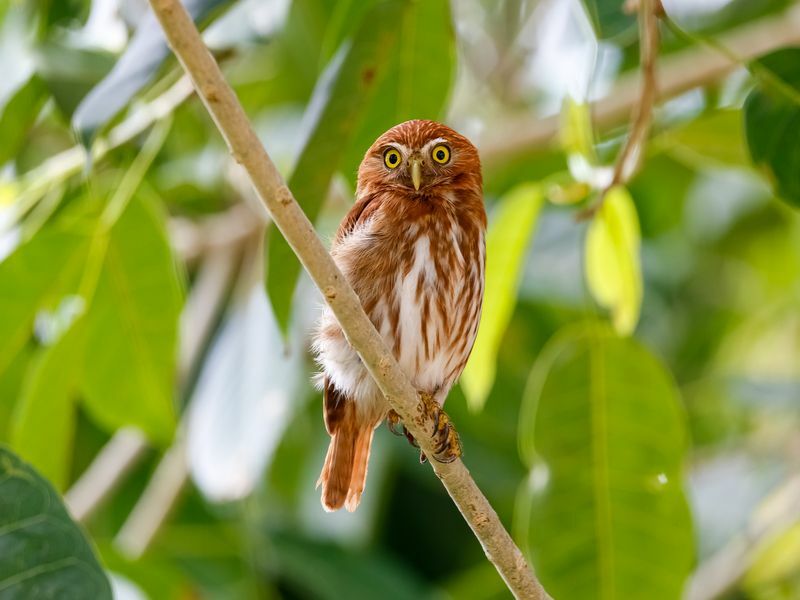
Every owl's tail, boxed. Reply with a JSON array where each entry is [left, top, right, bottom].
[[317, 400, 375, 512]]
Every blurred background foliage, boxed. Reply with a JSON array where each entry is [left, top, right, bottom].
[[1, 0, 800, 598]]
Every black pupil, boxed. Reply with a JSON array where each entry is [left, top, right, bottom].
[[436, 149, 445, 160], [388, 153, 398, 164]]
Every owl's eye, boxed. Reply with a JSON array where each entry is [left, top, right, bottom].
[[431, 144, 450, 164], [384, 148, 401, 169]]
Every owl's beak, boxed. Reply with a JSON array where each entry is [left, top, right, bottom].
[[409, 157, 422, 191]]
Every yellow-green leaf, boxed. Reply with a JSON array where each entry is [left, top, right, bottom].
[[744, 520, 800, 590], [585, 186, 642, 336], [461, 183, 543, 411], [560, 98, 596, 162]]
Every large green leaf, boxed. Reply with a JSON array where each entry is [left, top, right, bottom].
[[11, 322, 84, 490], [0, 227, 90, 378], [82, 195, 182, 443], [744, 47, 800, 208], [580, 0, 636, 40], [0, 446, 112, 599], [265, 0, 406, 332], [518, 324, 694, 600], [461, 183, 543, 411], [341, 0, 456, 179]]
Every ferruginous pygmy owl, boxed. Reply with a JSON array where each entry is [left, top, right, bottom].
[[313, 120, 486, 512]]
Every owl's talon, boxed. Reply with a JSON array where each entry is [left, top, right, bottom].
[[403, 426, 419, 448], [387, 410, 403, 436]]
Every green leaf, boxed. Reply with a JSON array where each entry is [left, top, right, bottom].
[[661, 109, 749, 168], [11, 322, 84, 490], [0, 74, 48, 166], [272, 533, 435, 600], [0, 227, 90, 378], [580, 0, 637, 40], [265, 0, 407, 333], [82, 195, 182, 443], [518, 324, 694, 600], [744, 48, 800, 208], [0, 446, 112, 598], [461, 183, 544, 411], [585, 186, 643, 336]]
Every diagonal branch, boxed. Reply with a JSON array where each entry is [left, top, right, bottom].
[[146, 0, 550, 598]]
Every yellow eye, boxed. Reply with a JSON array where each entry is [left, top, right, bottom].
[[432, 144, 450, 164], [384, 148, 401, 169]]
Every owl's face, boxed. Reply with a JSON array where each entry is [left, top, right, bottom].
[[357, 120, 481, 196]]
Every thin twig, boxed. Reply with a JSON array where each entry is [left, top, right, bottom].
[[577, 0, 660, 220], [65, 428, 148, 522], [114, 435, 189, 559], [146, 0, 550, 597]]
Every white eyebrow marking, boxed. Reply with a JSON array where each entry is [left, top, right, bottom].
[[423, 137, 448, 151]]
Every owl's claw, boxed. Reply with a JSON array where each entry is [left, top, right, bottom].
[[386, 410, 403, 436], [418, 391, 462, 464]]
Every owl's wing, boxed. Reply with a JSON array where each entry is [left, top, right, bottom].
[[333, 191, 381, 244]]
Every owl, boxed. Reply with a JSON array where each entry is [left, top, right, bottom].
[[313, 120, 486, 512]]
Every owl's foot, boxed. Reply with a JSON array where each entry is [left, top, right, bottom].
[[387, 410, 420, 449], [386, 410, 402, 436], [418, 392, 462, 464]]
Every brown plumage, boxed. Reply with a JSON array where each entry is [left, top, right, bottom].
[[313, 120, 486, 512]]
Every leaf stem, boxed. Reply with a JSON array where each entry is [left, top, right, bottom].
[[578, 0, 661, 220]]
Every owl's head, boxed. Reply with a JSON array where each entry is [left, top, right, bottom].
[[357, 120, 481, 196]]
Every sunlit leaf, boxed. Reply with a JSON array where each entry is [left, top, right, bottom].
[[744, 47, 800, 208], [82, 195, 182, 443], [561, 98, 596, 162], [0, 75, 48, 167], [518, 324, 694, 600], [11, 322, 84, 490], [461, 183, 543, 411], [579, 0, 636, 40], [0, 228, 89, 378], [585, 186, 642, 336], [0, 446, 112, 598], [72, 0, 233, 143], [265, 0, 407, 333]]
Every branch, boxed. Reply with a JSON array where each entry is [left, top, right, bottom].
[[147, 0, 550, 597], [578, 0, 661, 219], [479, 1, 800, 165]]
